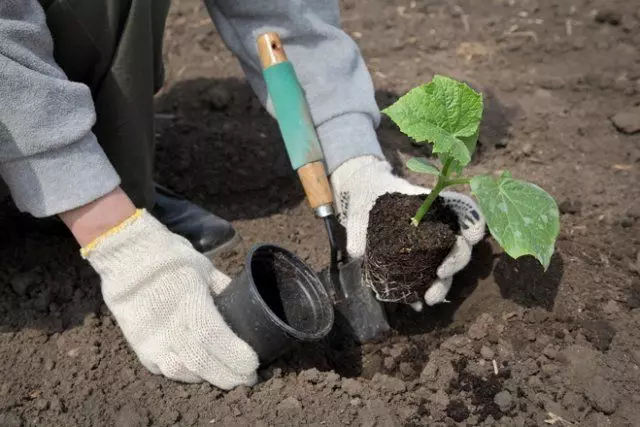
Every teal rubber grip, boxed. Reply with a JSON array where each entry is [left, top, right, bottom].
[[263, 62, 323, 170]]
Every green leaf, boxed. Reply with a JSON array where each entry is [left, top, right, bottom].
[[382, 75, 483, 168], [460, 127, 480, 157], [470, 173, 560, 269], [406, 157, 440, 175]]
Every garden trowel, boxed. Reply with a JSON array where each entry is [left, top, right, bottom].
[[256, 32, 390, 343]]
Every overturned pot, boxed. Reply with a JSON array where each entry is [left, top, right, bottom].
[[216, 244, 334, 365]]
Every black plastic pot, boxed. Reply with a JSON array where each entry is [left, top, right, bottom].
[[216, 244, 334, 365]]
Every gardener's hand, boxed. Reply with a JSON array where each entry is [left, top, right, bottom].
[[80, 209, 259, 390], [330, 155, 485, 310]]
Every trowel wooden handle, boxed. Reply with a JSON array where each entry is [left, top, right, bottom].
[[297, 161, 334, 209], [257, 32, 288, 68], [257, 32, 334, 213]]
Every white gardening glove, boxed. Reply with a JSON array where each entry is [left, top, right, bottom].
[[330, 155, 485, 311], [81, 210, 258, 390]]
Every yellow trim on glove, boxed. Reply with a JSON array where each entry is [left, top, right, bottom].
[[80, 209, 144, 257]]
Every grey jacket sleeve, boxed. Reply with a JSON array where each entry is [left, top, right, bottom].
[[0, 0, 120, 217], [204, 0, 384, 173]]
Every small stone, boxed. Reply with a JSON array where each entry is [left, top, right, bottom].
[[44, 359, 55, 371], [480, 346, 495, 360], [232, 407, 242, 417], [10, 269, 40, 296], [610, 106, 640, 134], [584, 375, 618, 414], [494, 390, 514, 412], [372, 373, 406, 394], [350, 398, 362, 407], [67, 348, 80, 358], [559, 199, 582, 215], [342, 378, 364, 397], [277, 397, 302, 414]]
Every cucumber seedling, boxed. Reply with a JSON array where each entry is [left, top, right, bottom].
[[383, 75, 560, 269]]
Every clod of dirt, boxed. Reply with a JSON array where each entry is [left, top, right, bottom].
[[584, 375, 619, 415], [446, 399, 470, 422], [581, 318, 616, 351], [594, 10, 622, 26], [420, 353, 458, 391], [603, 300, 621, 315], [341, 378, 364, 397], [494, 390, 514, 412], [372, 372, 407, 394], [610, 106, 640, 134], [430, 388, 450, 408], [297, 367, 322, 384], [364, 193, 458, 304], [468, 313, 494, 340], [277, 396, 303, 415]]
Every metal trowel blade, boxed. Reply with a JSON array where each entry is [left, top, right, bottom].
[[319, 257, 390, 343]]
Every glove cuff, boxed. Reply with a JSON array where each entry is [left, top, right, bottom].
[[80, 209, 145, 258]]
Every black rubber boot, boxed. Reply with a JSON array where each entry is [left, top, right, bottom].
[[151, 185, 240, 257]]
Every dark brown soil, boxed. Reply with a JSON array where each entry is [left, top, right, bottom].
[[364, 193, 459, 304], [1, 0, 640, 425]]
